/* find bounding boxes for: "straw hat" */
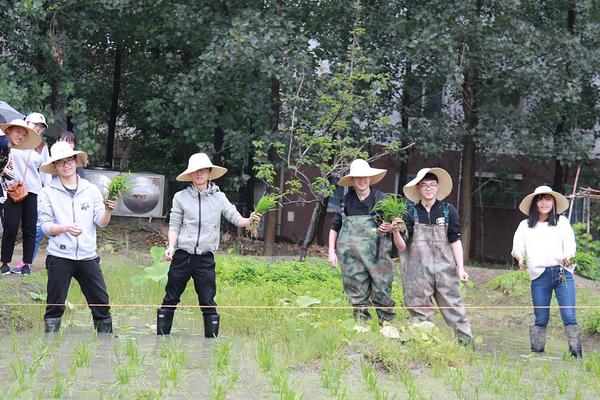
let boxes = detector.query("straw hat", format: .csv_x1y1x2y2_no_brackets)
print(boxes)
518,185,569,215
337,159,387,186
177,153,227,182
403,167,453,203
25,112,48,128
0,119,42,150
40,141,88,174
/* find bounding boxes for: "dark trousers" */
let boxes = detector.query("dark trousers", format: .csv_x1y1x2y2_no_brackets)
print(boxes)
44,255,111,321
161,250,217,315
1,193,37,264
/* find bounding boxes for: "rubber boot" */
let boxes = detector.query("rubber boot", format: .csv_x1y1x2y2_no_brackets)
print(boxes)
93,317,113,334
157,308,175,335
44,318,61,333
203,314,220,338
565,324,582,359
529,325,546,353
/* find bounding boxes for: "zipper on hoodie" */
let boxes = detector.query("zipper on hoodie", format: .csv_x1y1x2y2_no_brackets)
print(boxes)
195,192,201,255
72,196,79,259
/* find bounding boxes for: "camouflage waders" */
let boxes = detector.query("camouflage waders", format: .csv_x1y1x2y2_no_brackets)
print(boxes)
403,205,472,340
337,215,395,323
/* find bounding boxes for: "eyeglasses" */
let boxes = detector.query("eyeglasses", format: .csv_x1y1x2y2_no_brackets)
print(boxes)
419,183,438,190
54,157,76,167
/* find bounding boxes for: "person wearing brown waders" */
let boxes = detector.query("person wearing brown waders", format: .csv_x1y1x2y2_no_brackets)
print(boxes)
328,159,396,325
157,153,260,338
511,186,581,358
397,168,473,346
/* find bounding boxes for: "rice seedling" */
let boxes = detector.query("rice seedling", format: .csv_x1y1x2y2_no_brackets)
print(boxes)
113,337,145,384
443,366,465,398
397,368,427,400
360,359,378,393
107,173,132,200
214,341,232,374
555,370,569,395
246,193,281,237
257,338,275,373
371,194,408,223
51,370,73,399
71,340,92,369
320,356,349,399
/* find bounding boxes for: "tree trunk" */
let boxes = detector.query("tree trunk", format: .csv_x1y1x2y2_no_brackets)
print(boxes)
106,43,124,169
263,76,281,256
459,136,475,261
300,201,323,261
213,103,225,165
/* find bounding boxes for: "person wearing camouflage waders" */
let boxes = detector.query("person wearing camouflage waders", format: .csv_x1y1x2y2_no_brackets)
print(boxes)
328,159,396,324
399,167,473,346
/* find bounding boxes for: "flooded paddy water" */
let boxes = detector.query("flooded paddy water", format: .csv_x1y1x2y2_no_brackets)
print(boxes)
1,252,599,399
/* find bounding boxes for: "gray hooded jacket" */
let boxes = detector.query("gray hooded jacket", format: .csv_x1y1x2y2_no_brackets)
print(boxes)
38,176,108,260
169,183,242,255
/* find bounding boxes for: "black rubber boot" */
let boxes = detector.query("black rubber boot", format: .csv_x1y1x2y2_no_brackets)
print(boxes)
44,318,61,333
565,324,582,359
93,317,113,334
203,314,220,338
529,325,546,353
157,308,175,335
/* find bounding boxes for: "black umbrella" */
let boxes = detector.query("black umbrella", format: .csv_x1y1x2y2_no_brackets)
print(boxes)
0,101,24,122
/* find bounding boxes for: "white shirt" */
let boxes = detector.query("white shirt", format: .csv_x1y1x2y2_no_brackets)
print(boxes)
511,215,577,280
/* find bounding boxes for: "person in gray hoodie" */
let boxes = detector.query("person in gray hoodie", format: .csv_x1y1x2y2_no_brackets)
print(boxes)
157,152,260,338
37,141,117,333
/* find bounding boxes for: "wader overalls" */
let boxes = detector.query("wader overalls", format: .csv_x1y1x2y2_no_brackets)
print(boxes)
337,214,395,323
402,204,472,340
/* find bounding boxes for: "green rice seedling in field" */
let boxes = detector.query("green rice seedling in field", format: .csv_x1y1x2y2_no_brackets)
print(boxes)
397,369,428,400
583,351,600,379
214,341,232,374
113,337,145,384
257,338,275,373
247,193,281,237
443,366,465,398
360,359,378,393
71,340,92,369
555,370,569,395
50,361,73,399
371,194,408,223
269,366,304,400
320,356,349,399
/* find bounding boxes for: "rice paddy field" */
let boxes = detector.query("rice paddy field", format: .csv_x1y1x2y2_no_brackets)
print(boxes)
0,246,599,399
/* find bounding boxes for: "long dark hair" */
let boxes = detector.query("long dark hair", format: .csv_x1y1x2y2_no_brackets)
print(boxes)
528,194,558,228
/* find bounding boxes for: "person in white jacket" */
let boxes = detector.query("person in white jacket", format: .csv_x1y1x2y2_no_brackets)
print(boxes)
157,153,260,338
37,141,117,333
511,185,581,358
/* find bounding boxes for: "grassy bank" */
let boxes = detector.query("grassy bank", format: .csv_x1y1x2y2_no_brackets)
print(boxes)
0,251,599,398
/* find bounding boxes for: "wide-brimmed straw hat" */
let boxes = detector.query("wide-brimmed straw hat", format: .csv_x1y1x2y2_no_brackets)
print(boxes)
0,119,42,150
518,185,569,215
176,153,227,182
403,167,453,203
337,159,387,187
40,141,88,174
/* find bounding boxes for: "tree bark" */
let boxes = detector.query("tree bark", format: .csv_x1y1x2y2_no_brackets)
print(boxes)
263,76,281,256
300,201,324,261
106,43,124,169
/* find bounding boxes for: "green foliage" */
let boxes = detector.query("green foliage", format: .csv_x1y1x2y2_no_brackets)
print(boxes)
573,223,600,281
488,270,530,296
132,246,169,283
371,194,408,223
107,173,132,200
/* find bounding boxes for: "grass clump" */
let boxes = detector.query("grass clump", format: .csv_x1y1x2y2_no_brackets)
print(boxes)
371,194,408,223
247,193,281,237
107,173,132,200
488,270,529,296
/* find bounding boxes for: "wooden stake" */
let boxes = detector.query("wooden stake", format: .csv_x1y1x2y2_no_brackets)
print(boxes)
567,165,581,221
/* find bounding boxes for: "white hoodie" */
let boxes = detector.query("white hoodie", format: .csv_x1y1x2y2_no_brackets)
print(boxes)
38,176,108,260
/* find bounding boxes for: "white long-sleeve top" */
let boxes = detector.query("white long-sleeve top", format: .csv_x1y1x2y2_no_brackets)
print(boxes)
511,215,577,280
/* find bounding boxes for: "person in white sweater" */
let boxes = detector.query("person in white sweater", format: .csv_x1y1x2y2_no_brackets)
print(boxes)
511,185,581,358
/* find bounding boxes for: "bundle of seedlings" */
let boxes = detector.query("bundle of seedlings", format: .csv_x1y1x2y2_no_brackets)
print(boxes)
107,173,132,201
371,194,408,225
246,193,281,238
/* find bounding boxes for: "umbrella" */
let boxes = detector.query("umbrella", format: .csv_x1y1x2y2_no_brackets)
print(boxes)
0,101,24,122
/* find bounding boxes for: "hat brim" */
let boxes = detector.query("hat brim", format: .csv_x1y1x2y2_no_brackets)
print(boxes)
0,123,42,150
40,152,88,174
176,165,228,182
518,191,569,215
337,169,387,187
403,167,453,203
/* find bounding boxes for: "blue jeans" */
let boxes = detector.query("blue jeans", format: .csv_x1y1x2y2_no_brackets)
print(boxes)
32,222,44,261
531,266,577,327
